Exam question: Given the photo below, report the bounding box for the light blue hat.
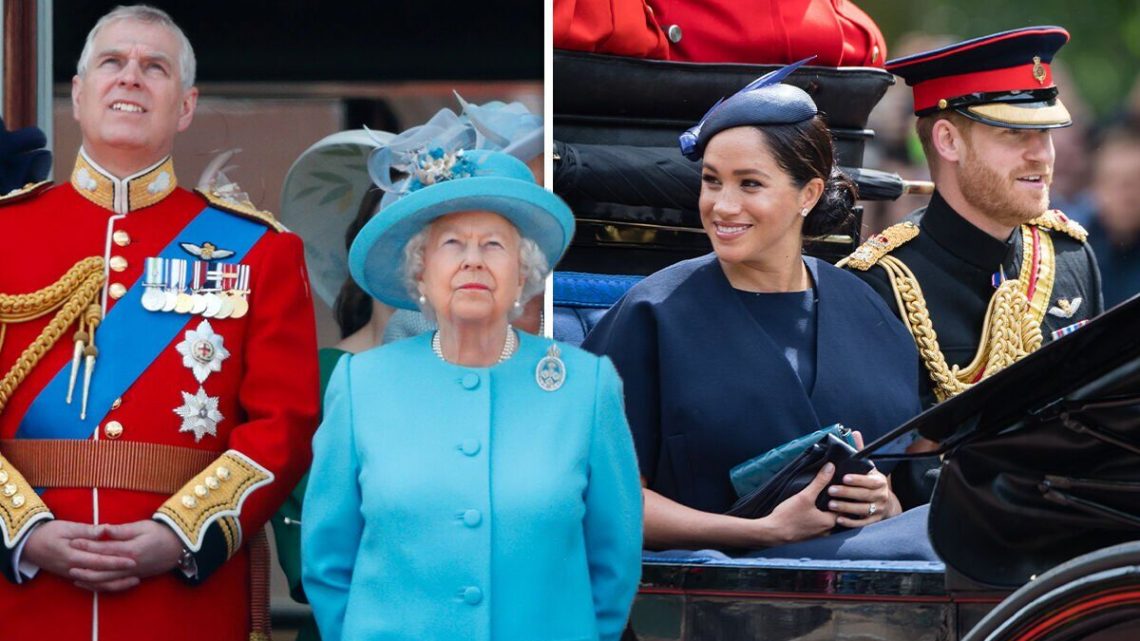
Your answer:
[348,148,574,310]
[279,95,543,308]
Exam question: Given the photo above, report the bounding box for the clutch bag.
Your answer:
[729,424,857,498]
[725,432,874,519]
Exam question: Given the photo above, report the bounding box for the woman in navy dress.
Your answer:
[583,63,923,551]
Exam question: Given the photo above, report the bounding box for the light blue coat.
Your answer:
[302,332,643,641]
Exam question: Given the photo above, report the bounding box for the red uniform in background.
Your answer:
[554,0,887,66]
[0,154,319,641]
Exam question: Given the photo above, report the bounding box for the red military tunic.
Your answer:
[0,152,319,641]
[644,0,887,65]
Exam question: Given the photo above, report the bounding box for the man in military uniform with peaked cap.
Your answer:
[841,27,1102,505]
[0,6,318,640]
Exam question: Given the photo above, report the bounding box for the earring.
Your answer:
[513,299,521,309]
[800,207,809,218]
[417,294,427,305]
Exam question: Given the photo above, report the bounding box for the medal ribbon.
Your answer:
[18,207,267,440]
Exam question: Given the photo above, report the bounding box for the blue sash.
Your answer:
[17,207,267,439]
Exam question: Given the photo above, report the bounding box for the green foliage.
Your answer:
[859,0,1140,120]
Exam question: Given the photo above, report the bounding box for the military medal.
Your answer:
[173,386,223,442]
[229,265,250,319]
[215,292,235,319]
[201,266,226,318]
[172,260,195,314]
[141,257,166,312]
[190,262,208,315]
[175,319,230,383]
[535,343,566,392]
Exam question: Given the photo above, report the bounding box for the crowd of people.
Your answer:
[0,3,1132,640]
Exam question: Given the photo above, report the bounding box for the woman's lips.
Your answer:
[713,221,752,239]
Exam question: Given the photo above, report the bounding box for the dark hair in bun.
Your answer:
[333,186,384,338]
[752,115,856,238]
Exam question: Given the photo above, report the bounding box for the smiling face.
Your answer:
[71,18,197,173]
[956,123,1056,228]
[417,211,525,328]
[698,126,822,285]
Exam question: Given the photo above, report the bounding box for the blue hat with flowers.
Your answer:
[348,145,574,310]
[280,95,543,308]
[680,58,818,161]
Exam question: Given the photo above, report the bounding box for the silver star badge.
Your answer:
[176,319,230,383]
[173,386,223,442]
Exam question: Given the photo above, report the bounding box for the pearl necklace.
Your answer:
[432,326,518,364]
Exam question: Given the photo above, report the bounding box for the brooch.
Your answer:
[173,387,224,442]
[535,343,566,392]
[175,319,230,383]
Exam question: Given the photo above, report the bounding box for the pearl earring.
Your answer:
[513,299,522,309]
[800,207,809,218]
[417,294,426,305]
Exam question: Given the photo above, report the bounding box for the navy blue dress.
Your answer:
[583,254,922,515]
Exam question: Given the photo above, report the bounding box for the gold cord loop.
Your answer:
[0,257,106,412]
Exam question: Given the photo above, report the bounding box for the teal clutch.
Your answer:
[729,424,857,498]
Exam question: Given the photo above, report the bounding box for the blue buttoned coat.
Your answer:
[302,331,643,641]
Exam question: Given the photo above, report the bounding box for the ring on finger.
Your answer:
[867,503,877,516]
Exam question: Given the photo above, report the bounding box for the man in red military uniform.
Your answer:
[0,6,318,640]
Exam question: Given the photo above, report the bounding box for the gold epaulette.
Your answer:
[197,187,285,233]
[0,181,51,207]
[154,450,273,556]
[1027,210,1087,242]
[837,221,920,271]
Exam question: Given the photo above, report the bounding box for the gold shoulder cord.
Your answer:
[0,257,106,411]
[877,226,1055,402]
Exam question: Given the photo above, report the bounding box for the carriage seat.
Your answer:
[552,271,643,346]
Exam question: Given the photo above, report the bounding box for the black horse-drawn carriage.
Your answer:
[551,50,1140,641]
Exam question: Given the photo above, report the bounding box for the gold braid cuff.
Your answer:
[0,453,53,549]
[0,257,105,412]
[153,450,273,556]
[877,225,1055,402]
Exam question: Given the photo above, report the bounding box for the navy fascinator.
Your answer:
[679,58,818,161]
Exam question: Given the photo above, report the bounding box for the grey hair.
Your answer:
[402,224,550,323]
[77,5,197,91]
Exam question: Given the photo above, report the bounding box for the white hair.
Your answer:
[76,5,197,91]
[402,223,550,323]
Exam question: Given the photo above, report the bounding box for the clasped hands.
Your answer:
[22,519,183,592]
[765,431,901,544]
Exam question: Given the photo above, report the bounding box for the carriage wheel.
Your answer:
[963,541,1140,641]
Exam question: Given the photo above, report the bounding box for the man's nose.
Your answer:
[116,58,143,87]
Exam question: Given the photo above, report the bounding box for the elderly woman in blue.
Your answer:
[301,143,643,641]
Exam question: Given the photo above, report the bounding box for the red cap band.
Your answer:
[912,62,1054,112]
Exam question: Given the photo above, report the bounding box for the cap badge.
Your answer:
[1032,56,1047,85]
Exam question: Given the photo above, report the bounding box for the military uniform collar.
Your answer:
[71,149,178,214]
[922,190,1015,269]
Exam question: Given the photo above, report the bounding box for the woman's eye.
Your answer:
[484,240,504,249]
[741,179,763,188]
[701,174,720,185]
